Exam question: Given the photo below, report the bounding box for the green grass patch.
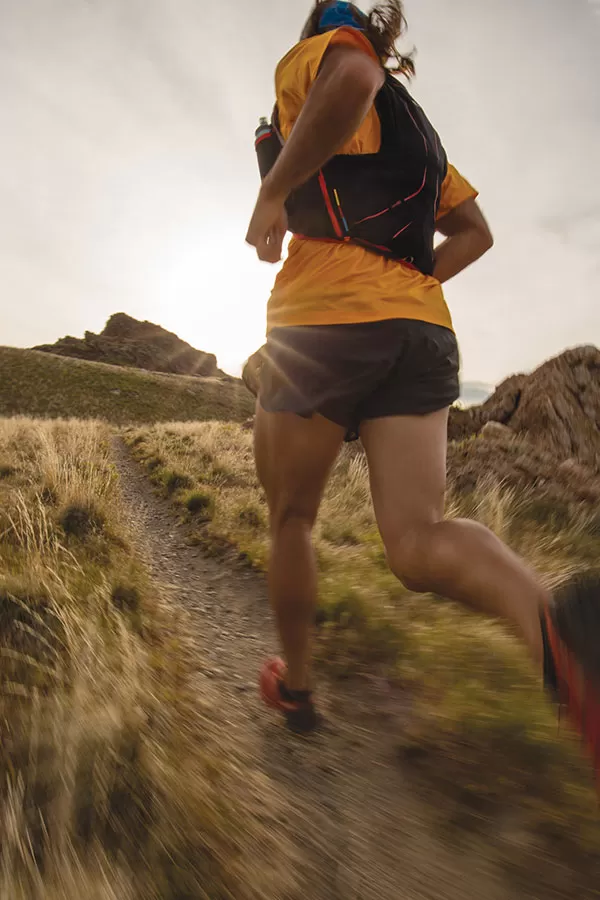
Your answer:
[0,347,254,425]
[237,502,265,530]
[160,469,193,494]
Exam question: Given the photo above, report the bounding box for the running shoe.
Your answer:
[541,572,600,787]
[259,657,320,733]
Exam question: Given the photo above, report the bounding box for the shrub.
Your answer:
[238,505,264,529]
[59,503,105,539]
[162,470,193,494]
[111,583,141,615]
[185,491,214,517]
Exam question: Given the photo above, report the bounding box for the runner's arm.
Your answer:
[262,46,384,200]
[246,45,383,261]
[433,197,494,283]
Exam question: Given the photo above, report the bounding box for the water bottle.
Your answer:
[255,116,282,181]
[255,117,271,141]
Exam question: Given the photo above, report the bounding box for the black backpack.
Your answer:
[255,73,448,276]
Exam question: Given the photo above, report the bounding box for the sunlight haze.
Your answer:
[0,0,599,383]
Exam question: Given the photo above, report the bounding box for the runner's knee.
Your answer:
[270,494,320,532]
[386,523,448,593]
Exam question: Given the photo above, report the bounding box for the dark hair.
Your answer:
[300,1,415,77]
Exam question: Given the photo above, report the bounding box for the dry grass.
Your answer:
[0,347,254,425]
[0,417,288,900]
[125,420,600,876]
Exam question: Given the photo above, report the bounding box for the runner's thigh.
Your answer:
[254,405,345,523]
[360,408,449,548]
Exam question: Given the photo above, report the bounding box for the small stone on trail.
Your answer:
[205,668,224,679]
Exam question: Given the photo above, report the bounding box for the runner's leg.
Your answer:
[254,404,345,690]
[361,409,545,665]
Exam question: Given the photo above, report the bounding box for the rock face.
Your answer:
[449,346,600,473]
[35,313,223,378]
[447,427,600,507]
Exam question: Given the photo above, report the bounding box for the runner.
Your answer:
[245,0,599,781]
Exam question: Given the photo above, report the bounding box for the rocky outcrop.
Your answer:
[448,375,526,442]
[448,427,600,507]
[35,313,224,378]
[448,346,600,473]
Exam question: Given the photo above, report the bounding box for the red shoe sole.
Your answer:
[259,657,287,710]
[544,606,600,791]
[259,657,320,733]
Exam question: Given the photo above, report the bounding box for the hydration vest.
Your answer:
[255,72,448,276]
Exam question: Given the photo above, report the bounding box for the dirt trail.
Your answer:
[113,440,523,900]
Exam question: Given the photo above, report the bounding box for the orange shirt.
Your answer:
[266,27,478,334]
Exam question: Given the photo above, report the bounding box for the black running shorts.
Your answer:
[258,318,460,441]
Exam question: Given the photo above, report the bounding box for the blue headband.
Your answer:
[319,1,365,32]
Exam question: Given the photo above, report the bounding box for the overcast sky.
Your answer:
[0,0,599,382]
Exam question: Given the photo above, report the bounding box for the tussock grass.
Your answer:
[0,347,253,425]
[0,417,289,899]
[126,420,600,875]
[184,490,215,518]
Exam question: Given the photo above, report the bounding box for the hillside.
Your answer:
[34,312,224,377]
[0,347,254,424]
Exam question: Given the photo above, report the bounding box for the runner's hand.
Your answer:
[246,186,288,263]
